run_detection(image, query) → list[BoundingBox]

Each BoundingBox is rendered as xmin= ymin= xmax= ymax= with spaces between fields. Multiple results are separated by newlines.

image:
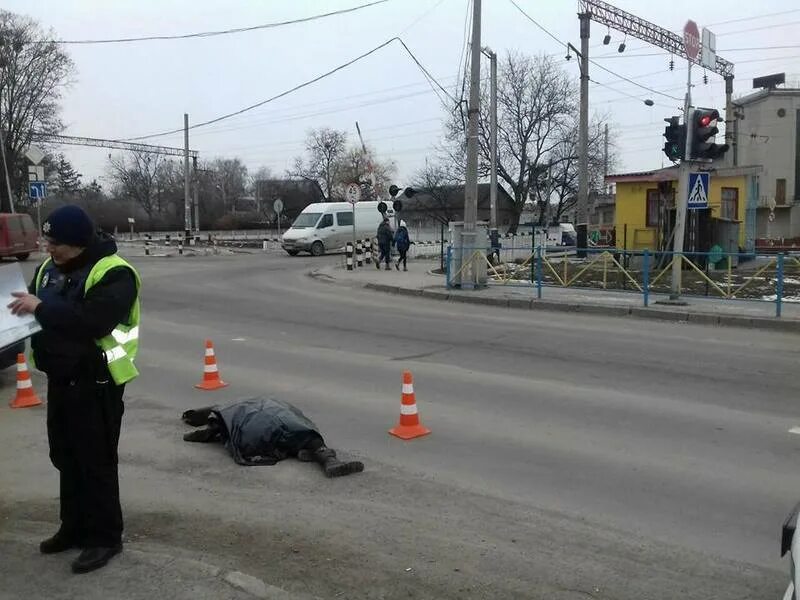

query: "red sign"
xmin=683 ymin=20 xmax=700 ymax=61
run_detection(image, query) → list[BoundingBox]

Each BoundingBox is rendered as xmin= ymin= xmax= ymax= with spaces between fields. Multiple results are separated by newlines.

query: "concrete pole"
xmin=183 ymin=113 xmax=191 ymax=242
xmin=461 ymin=0 xmax=481 ymax=288
xmin=724 ymin=75 xmax=735 ymax=166
xmin=577 ymin=12 xmax=590 ymax=256
xmin=192 ymin=156 xmax=200 ymax=236
xmin=0 ymin=125 xmax=15 ymax=213
xmin=483 ymin=47 xmax=498 ymax=238
xmin=670 ymin=63 xmax=693 ymax=300
xmin=603 ymin=122 xmax=609 ymax=182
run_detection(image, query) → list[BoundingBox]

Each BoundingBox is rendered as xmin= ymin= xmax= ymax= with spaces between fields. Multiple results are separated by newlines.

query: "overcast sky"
xmin=5 ymin=0 xmax=800 ymax=189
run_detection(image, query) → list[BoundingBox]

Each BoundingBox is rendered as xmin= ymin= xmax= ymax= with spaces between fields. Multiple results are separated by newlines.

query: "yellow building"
xmin=606 ymin=165 xmax=761 ymax=255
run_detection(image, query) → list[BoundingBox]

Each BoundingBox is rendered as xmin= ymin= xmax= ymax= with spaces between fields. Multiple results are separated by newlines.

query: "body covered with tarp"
xmin=188 ymin=397 xmax=324 ymax=466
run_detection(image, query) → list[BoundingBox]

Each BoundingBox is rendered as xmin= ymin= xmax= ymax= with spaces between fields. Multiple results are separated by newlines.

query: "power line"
xmin=707 ymin=9 xmax=800 ymax=27
xmin=125 ymin=37 xmax=455 ymax=142
xmin=718 ymin=19 xmax=800 ymax=37
xmin=508 ymin=0 xmax=682 ymax=101
xmin=42 ymin=0 xmax=390 ymax=44
xmin=397 ymin=0 xmax=447 ymax=35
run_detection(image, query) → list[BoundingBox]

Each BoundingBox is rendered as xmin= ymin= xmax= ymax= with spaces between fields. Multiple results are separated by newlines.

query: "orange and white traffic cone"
xmin=389 ymin=370 xmax=430 ymax=440
xmin=9 ymin=354 xmax=42 ymax=409
xmin=195 ymin=340 xmax=228 ymax=391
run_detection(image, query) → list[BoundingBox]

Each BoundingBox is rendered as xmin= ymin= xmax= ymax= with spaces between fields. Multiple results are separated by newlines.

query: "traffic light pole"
xmin=670 ymin=63 xmax=693 ymax=301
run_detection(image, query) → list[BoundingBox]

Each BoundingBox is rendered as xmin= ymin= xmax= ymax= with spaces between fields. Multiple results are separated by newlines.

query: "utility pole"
xmin=183 ymin=113 xmax=191 ymax=242
xmin=670 ymin=64 xmax=693 ymax=300
xmin=482 ymin=46 xmax=498 ymax=245
xmin=576 ymin=12 xmax=590 ymax=257
xmin=603 ymin=122 xmax=609 ymax=182
xmin=461 ymin=0 xmax=482 ymax=289
xmin=192 ymin=155 xmax=200 ymax=236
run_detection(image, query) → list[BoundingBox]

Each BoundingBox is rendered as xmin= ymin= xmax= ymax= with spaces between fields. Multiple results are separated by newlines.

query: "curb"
xmin=361 ymin=282 xmax=800 ymax=333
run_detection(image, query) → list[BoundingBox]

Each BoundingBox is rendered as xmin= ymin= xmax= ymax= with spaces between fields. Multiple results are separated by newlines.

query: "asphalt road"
xmin=2 ymin=250 xmax=798 ymax=599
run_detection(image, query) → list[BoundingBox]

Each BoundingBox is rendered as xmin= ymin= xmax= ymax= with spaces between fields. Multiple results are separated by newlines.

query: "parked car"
xmin=782 ymin=501 xmax=799 ymax=600
xmin=0 ymin=213 xmax=38 ymax=261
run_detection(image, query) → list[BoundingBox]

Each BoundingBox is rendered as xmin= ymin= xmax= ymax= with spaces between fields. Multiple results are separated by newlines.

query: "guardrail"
xmin=446 ymin=246 xmax=800 ymax=317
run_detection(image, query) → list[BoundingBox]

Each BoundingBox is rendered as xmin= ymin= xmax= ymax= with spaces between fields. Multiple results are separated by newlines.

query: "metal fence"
xmin=446 ymin=246 xmax=800 ymax=318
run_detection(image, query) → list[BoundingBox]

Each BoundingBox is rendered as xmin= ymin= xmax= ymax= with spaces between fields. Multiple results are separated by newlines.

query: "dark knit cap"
xmin=42 ymin=205 xmax=95 ymax=247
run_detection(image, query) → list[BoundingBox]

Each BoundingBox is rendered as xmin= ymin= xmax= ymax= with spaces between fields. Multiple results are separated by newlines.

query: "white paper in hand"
xmin=0 ymin=263 xmax=41 ymax=349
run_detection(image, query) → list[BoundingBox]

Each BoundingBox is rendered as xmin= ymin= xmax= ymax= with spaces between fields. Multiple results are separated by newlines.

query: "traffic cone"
xmin=9 ymin=354 xmax=42 ymax=409
xmin=389 ymin=370 xmax=430 ymax=440
xmin=195 ymin=340 xmax=228 ymax=391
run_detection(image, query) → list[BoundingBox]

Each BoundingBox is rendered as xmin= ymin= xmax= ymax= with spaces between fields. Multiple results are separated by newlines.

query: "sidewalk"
xmin=0 ymin=519 xmax=319 ymax=600
xmin=313 ymin=259 xmax=800 ymax=332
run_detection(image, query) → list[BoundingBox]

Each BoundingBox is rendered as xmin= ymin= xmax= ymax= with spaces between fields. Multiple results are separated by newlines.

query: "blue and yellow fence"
xmin=446 ymin=246 xmax=800 ymax=317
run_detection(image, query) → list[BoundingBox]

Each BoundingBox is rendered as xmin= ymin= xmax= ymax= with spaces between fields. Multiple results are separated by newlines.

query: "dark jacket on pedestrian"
xmin=377 ymin=221 xmax=394 ymax=248
xmin=29 ymin=232 xmax=137 ymax=381
xmin=394 ymin=225 xmax=411 ymax=252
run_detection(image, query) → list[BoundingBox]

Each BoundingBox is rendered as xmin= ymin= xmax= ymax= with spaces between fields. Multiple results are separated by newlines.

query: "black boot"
xmin=40 ymin=529 xmax=81 ymax=554
xmin=298 ymin=446 xmax=364 ymax=477
xmin=72 ymin=544 xmax=122 ymax=574
xmin=183 ymin=422 xmax=222 ymax=443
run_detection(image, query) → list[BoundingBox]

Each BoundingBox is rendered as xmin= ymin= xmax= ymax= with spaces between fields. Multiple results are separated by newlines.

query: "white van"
xmin=281 ymin=201 xmax=387 ymax=256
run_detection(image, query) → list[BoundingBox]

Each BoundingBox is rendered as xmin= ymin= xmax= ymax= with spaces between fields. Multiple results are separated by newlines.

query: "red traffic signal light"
xmin=689 ymin=108 xmax=728 ymax=161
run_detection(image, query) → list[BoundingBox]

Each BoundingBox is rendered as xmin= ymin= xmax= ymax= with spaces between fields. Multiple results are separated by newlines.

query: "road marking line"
xmin=231 ymin=338 xmax=247 ymax=342
xmin=789 ymin=427 xmax=800 ymax=435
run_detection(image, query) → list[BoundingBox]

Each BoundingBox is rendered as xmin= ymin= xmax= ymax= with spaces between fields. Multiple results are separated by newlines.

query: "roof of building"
xmin=605 ymin=167 xmax=678 ymax=183
xmin=605 ymin=164 xmax=762 ymax=184
xmin=735 ymin=87 xmax=800 ymax=106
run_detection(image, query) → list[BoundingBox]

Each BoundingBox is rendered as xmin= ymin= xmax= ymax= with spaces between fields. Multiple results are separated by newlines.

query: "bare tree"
xmin=290 ymin=127 xmax=347 ymax=199
xmin=108 ymin=151 xmax=163 ymax=225
xmin=542 ymin=120 xmax=613 ymax=224
xmin=445 ymin=52 xmax=577 ymax=231
xmin=411 ymin=159 xmax=464 ymax=225
xmin=0 ymin=11 xmax=74 ymax=210
xmin=213 ymin=158 xmax=247 ymax=213
xmin=332 ymin=145 xmax=396 ymax=201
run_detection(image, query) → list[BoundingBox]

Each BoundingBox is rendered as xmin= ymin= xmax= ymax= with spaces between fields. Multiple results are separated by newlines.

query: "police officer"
xmin=8 ymin=205 xmax=141 ymax=574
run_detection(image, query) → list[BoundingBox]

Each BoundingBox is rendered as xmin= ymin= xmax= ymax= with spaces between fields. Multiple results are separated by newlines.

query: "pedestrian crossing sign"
xmin=688 ymin=172 xmax=709 ymax=210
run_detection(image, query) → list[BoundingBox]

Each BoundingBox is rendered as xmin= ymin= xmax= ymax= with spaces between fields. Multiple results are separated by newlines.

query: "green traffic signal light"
xmin=662 ymin=116 xmax=685 ymax=162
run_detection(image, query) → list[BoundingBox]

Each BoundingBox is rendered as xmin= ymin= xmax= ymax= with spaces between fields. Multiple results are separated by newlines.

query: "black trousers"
xmin=396 ymin=249 xmax=407 ymax=268
xmin=47 ymin=377 xmax=125 ymax=547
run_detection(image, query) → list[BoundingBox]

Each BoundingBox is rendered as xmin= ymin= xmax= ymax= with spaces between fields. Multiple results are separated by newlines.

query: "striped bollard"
xmin=262 ymin=239 xmax=268 ymax=251
xmin=165 ymin=234 xmax=171 ymax=246
xmin=346 ymin=242 xmax=354 ymax=271
xmin=372 ymin=237 xmax=378 ymax=263
xmin=364 ymin=238 xmax=372 ymax=264
xmin=145 ymin=240 xmax=151 ymax=256
xmin=178 ymin=241 xmax=184 ymax=256
xmin=356 ymin=240 xmax=363 ymax=267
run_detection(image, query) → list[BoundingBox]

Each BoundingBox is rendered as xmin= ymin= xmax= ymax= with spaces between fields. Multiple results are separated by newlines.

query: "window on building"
xmin=336 ymin=212 xmax=353 ymax=226
xmin=776 ymin=178 xmax=786 ymax=205
xmin=720 ymin=187 xmax=738 ymax=220
xmin=590 ymin=213 xmax=600 ymax=225
xmin=645 ymin=189 xmax=660 ymax=227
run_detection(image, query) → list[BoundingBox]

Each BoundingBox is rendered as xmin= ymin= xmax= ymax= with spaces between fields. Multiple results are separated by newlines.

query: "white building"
xmin=732 ymin=82 xmax=800 ymax=242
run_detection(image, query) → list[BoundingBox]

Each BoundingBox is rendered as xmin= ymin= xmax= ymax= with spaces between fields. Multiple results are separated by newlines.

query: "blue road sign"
xmin=28 ymin=181 xmax=47 ymax=202
xmin=688 ymin=172 xmax=709 ymax=210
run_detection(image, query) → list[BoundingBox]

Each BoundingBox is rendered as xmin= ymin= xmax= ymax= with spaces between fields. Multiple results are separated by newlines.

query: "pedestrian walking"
xmin=394 ymin=220 xmax=411 ymax=271
xmin=376 ymin=217 xmax=394 ymax=271
xmin=8 ymin=205 xmax=141 ymax=574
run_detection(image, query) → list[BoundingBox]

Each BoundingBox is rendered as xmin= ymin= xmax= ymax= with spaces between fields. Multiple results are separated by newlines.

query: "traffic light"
xmin=662 ymin=116 xmax=685 ymax=162
xmin=389 ymin=185 xmax=416 ymax=199
xmin=689 ymin=107 xmax=729 ymax=160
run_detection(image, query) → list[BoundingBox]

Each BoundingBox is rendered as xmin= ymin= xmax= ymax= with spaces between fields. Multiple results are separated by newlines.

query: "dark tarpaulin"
xmin=213 ymin=397 xmax=323 ymax=466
